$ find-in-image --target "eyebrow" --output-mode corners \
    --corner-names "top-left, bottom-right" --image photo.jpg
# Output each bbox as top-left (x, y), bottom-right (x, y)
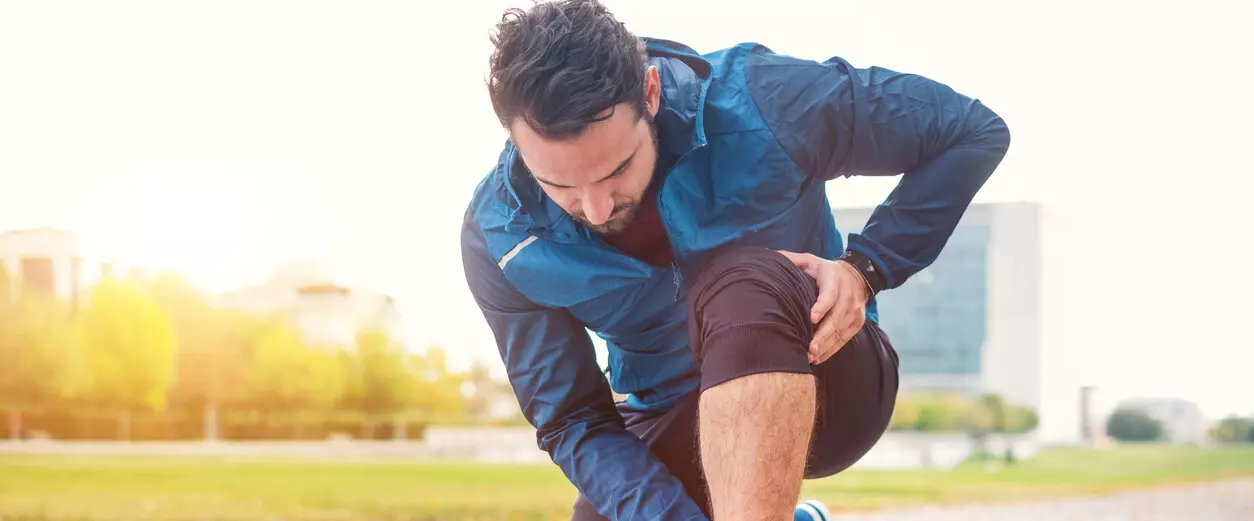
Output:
top-left (533, 151), bottom-right (638, 189)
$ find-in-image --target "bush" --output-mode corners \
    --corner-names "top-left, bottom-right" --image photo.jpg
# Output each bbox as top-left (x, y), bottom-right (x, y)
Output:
top-left (1210, 416), bottom-right (1254, 444)
top-left (1004, 405), bottom-right (1039, 434)
top-left (888, 392), bottom-right (1038, 434)
top-left (1106, 408), bottom-right (1164, 442)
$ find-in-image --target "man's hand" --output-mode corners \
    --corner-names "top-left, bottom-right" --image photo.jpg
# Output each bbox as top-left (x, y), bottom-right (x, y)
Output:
top-left (775, 251), bottom-right (869, 365)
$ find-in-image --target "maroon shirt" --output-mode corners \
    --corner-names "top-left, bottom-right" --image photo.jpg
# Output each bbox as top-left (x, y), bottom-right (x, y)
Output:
top-left (602, 182), bottom-right (675, 268)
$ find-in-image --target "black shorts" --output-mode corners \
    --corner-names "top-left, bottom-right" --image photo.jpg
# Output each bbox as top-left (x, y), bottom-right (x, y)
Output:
top-left (572, 247), bottom-right (900, 520)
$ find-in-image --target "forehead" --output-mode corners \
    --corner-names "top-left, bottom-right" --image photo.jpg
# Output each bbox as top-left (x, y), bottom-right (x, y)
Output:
top-left (512, 108), bottom-right (642, 186)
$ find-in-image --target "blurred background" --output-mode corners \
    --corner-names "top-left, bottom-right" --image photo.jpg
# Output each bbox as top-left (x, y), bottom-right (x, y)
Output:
top-left (1, 0), bottom-right (1252, 519)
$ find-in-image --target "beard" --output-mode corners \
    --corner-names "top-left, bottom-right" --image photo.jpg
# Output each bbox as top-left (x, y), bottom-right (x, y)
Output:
top-left (576, 202), bottom-right (641, 235)
top-left (574, 115), bottom-right (659, 236)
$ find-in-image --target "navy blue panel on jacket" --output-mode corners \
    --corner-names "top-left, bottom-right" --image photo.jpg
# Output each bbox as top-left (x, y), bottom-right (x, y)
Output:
top-left (745, 51), bottom-right (1011, 288)
top-left (460, 37), bottom-right (1009, 521)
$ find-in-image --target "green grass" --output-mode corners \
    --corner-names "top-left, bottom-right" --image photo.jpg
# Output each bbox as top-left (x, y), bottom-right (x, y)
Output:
top-left (1, 445), bottom-right (1252, 520)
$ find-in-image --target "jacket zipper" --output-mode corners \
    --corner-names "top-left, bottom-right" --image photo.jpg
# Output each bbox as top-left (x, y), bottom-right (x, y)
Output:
top-left (671, 265), bottom-right (683, 303)
top-left (658, 183), bottom-right (684, 303)
top-left (657, 144), bottom-right (706, 303)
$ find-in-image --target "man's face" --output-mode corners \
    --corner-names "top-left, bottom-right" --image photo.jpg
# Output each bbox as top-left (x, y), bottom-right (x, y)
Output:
top-left (510, 68), bottom-right (662, 236)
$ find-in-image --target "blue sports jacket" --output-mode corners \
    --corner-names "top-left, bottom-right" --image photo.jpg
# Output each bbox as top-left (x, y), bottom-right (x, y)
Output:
top-left (461, 38), bottom-right (1010, 520)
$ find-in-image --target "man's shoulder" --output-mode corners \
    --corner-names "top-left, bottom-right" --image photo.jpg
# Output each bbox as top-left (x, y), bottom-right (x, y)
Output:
top-left (646, 36), bottom-right (856, 87)
top-left (718, 43), bottom-right (859, 95)
top-left (462, 141), bottom-right (530, 267)
top-left (650, 38), bottom-right (852, 125)
top-left (644, 37), bottom-right (782, 66)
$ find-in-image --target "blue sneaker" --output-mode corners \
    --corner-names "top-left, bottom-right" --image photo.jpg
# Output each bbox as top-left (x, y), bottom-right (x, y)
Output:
top-left (794, 499), bottom-right (831, 521)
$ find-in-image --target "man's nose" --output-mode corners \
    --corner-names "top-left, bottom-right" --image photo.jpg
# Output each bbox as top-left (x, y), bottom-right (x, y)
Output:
top-left (580, 189), bottom-right (615, 225)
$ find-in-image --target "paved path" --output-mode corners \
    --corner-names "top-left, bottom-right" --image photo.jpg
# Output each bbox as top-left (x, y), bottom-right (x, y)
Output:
top-left (834, 479), bottom-right (1254, 521)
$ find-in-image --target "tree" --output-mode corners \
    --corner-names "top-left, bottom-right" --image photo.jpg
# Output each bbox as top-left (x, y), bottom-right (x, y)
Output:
top-left (74, 278), bottom-right (178, 439)
top-left (409, 346), bottom-right (468, 421)
top-left (1003, 405), bottom-right (1039, 434)
top-left (886, 392), bottom-right (1038, 435)
top-left (0, 293), bottom-right (82, 439)
top-left (462, 361), bottom-right (521, 424)
top-left (888, 395), bottom-right (921, 431)
top-left (913, 394), bottom-right (971, 432)
top-left (979, 394), bottom-right (1007, 432)
top-left (0, 260), bottom-right (10, 302)
top-left (147, 273), bottom-right (253, 440)
top-left (1210, 416), bottom-right (1253, 444)
top-left (1106, 407), bottom-right (1164, 442)
top-left (239, 319), bottom-right (345, 419)
top-left (341, 329), bottom-right (416, 437)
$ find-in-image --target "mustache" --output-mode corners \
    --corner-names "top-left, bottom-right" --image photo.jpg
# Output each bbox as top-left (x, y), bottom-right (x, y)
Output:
top-left (575, 202), bottom-right (637, 222)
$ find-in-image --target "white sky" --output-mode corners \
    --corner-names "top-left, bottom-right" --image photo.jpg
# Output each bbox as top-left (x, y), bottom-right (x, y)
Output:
top-left (2, 0), bottom-right (1251, 419)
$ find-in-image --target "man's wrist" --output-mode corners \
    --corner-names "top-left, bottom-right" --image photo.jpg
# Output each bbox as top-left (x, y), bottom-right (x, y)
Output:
top-left (837, 250), bottom-right (886, 299)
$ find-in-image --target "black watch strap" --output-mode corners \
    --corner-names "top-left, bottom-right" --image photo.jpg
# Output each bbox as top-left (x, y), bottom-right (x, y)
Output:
top-left (838, 250), bottom-right (887, 298)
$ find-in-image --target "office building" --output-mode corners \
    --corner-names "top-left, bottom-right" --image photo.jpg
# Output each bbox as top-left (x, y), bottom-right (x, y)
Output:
top-left (217, 262), bottom-right (403, 349)
top-left (0, 228), bottom-right (126, 305)
top-left (833, 202), bottom-right (1079, 443)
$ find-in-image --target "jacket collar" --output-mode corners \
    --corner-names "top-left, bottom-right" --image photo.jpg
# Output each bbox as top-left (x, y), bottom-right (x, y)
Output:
top-left (499, 37), bottom-right (712, 242)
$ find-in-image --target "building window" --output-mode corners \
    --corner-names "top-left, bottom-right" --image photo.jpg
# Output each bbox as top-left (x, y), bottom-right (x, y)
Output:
top-left (20, 257), bottom-right (55, 296)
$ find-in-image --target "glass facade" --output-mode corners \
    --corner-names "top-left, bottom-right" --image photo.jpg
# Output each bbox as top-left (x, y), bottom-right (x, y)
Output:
top-left (875, 224), bottom-right (991, 376)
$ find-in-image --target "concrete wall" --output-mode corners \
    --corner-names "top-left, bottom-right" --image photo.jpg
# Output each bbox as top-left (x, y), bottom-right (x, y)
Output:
top-left (0, 430), bottom-right (1039, 470)
top-left (853, 432), bottom-right (1040, 470)
top-left (1038, 205), bottom-right (1080, 443)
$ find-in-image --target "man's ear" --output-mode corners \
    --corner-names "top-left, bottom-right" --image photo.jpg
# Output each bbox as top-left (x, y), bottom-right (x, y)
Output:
top-left (644, 66), bottom-right (661, 117)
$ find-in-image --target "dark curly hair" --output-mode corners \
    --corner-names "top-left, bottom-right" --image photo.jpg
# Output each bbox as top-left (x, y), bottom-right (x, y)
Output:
top-left (487, 0), bottom-right (649, 140)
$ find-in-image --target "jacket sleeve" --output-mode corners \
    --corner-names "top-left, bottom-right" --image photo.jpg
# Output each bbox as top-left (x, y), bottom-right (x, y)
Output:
top-left (747, 51), bottom-right (1011, 289)
top-left (460, 215), bottom-right (707, 521)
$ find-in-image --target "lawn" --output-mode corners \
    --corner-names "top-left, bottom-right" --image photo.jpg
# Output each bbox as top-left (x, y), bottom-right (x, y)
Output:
top-left (1, 445), bottom-right (1252, 520)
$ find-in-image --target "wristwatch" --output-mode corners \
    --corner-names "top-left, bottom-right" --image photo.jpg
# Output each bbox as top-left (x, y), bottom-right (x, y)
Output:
top-left (837, 250), bottom-right (886, 299)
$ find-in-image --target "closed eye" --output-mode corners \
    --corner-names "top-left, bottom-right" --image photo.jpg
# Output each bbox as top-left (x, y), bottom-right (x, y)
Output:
top-left (533, 151), bottom-right (637, 189)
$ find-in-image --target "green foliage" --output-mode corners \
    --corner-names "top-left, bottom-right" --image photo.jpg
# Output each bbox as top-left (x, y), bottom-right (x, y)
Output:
top-left (410, 346), bottom-right (468, 418)
top-left (888, 395), bottom-right (921, 430)
top-left (341, 329), bottom-right (415, 416)
top-left (463, 362), bottom-right (522, 424)
top-left (1106, 407), bottom-right (1164, 442)
top-left (913, 394), bottom-right (973, 432)
top-left (977, 393), bottom-right (1005, 432)
top-left (146, 274), bottom-right (255, 411)
top-left (0, 260), bottom-right (10, 298)
top-left (889, 392), bottom-right (1039, 434)
top-left (240, 320), bottom-right (345, 413)
top-left (1210, 415), bottom-right (1253, 444)
top-left (1, 267), bottom-right (488, 440)
top-left (1004, 404), bottom-right (1039, 434)
top-left (0, 294), bottom-right (82, 408)
top-left (74, 279), bottom-right (177, 413)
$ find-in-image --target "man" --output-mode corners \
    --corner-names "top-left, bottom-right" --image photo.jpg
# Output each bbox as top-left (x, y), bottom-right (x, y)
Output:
top-left (460, 1), bottom-right (1010, 519)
